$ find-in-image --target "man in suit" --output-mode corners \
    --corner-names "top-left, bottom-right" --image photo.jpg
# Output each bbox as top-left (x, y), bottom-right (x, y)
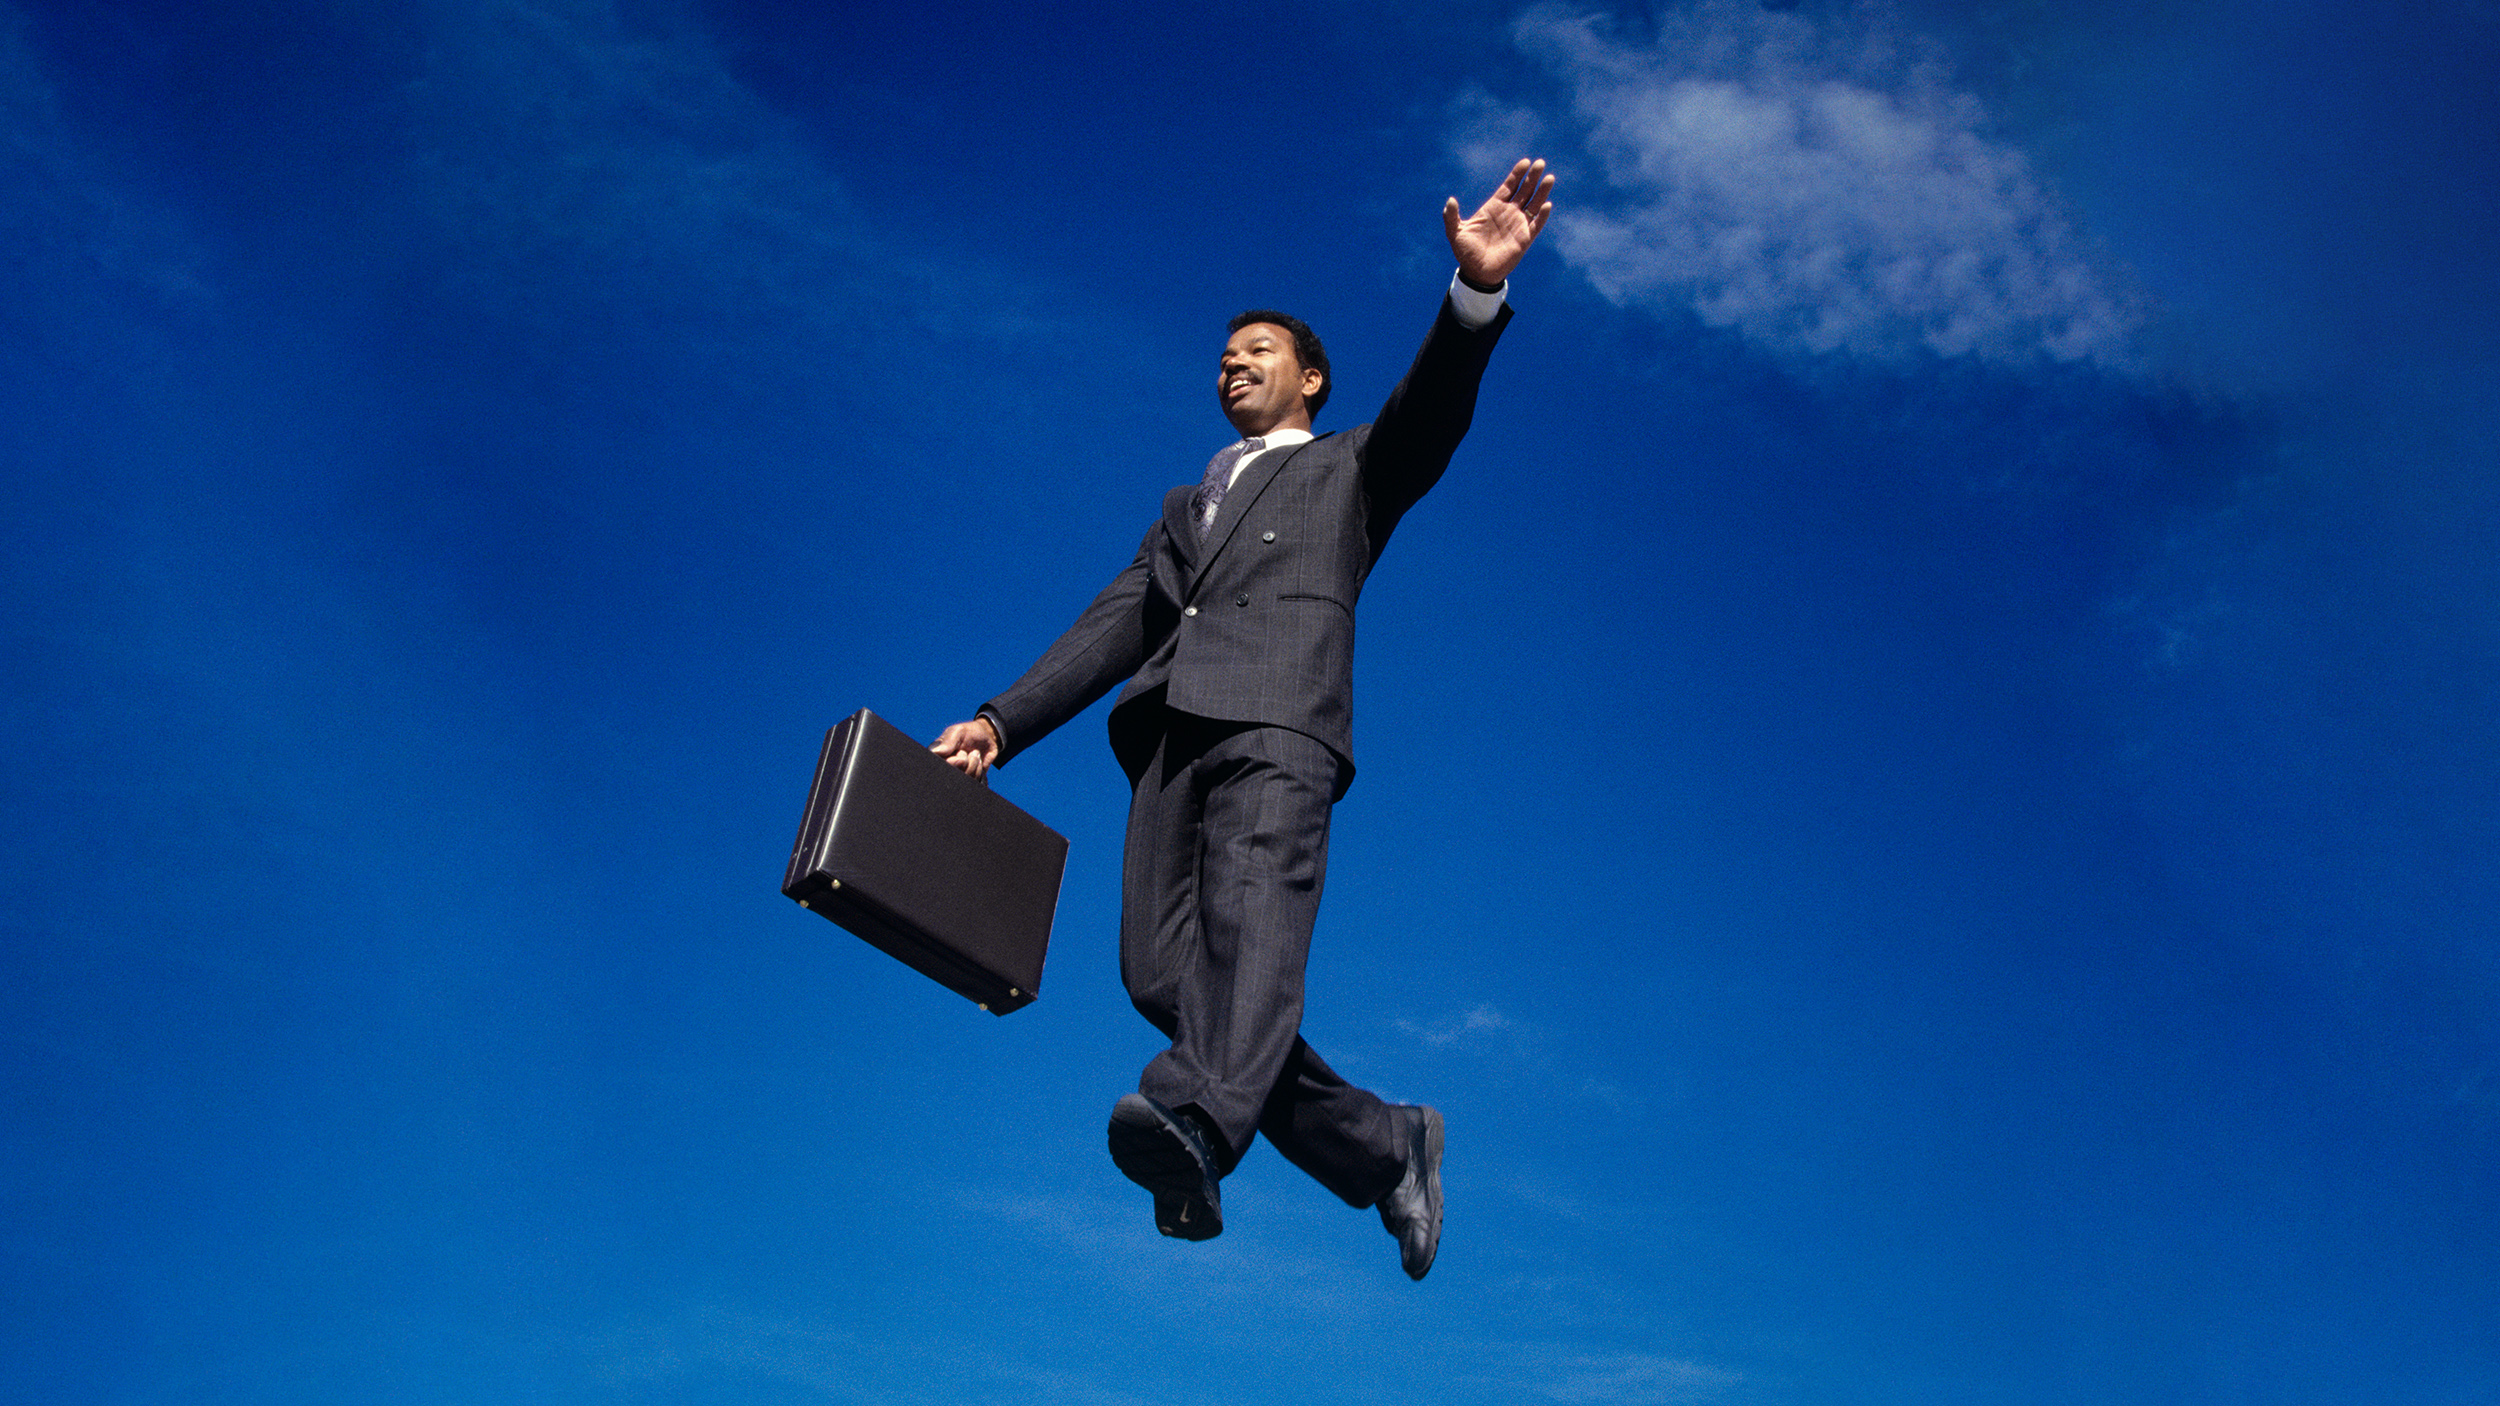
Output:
top-left (931, 158), bottom-right (1554, 1279)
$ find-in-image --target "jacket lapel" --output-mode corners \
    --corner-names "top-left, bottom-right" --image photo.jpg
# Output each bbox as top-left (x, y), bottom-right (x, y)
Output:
top-left (1197, 437), bottom-right (1311, 575)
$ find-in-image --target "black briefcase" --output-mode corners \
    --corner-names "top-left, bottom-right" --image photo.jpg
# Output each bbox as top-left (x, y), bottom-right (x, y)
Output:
top-left (782, 708), bottom-right (1066, 1014)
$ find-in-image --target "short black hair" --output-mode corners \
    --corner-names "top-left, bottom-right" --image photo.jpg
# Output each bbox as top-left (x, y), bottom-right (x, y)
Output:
top-left (1227, 309), bottom-right (1330, 418)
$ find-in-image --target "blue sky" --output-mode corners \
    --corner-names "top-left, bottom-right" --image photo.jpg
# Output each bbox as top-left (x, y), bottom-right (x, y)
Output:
top-left (5, 1), bottom-right (2496, 1402)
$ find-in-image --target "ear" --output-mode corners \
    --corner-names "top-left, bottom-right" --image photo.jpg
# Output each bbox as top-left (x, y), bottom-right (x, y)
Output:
top-left (1300, 364), bottom-right (1324, 400)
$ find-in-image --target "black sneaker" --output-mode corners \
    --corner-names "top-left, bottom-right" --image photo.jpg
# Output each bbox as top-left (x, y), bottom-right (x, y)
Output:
top-left (1107, 1094), bottom-right (1224, 1241)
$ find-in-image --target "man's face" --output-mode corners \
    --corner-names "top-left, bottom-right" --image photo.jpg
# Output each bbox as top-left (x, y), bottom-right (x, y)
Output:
top-left (1218, 323), bottom-right (1323, 437)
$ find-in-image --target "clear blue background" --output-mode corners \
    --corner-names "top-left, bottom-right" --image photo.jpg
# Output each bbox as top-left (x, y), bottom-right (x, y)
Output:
top-left (5, 2), bottom-right (2495, 1402)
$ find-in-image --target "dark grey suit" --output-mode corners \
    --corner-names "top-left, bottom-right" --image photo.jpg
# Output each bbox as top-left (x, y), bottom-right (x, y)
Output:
top-left (983, 295), bottom-right (1513, 1203)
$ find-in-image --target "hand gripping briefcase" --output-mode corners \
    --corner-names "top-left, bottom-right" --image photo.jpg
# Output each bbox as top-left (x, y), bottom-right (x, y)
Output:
top-left (782, 708), bottom-right (1066, 1014)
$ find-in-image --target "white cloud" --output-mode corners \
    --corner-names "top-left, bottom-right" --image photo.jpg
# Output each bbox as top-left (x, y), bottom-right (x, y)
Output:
top-left (1470, 1344), bottom-right (1744, 1404)
top-left (359, 0), bottom-right (1063, 383)
top-left (1396, 1002), bottom-right (1514, 1046)
top-left (955, 1178), bottom-right (1410, 1324)
top-left (586, 1305), bottom-right (1170, 1406)
top-left (1485, 1), bottom-right (2138, 368)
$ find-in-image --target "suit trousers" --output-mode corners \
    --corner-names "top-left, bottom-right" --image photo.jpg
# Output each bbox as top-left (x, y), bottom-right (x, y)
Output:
top-left (1121, 710), bottom-right (1404, 1208)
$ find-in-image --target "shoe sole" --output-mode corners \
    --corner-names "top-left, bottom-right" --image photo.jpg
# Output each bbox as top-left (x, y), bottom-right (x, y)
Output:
top-left (1409, 1106), bottom-right (1444, 1280)
top-left (1108, 1096), bottom-right (1223, 1241)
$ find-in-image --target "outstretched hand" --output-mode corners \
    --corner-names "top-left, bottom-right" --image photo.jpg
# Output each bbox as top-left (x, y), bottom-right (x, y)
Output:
top-left (1443, 158), bottom-right (1556, 288)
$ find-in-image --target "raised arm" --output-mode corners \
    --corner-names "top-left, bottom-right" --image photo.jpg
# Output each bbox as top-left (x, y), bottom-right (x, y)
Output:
top-left (1356, 159), bottom-right (1557, 538)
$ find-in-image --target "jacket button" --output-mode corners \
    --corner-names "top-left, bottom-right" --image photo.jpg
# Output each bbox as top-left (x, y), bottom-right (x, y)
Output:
top-left (1235, 594), bottom-right (1250, 607)
top-left (1261, 531), bottom-right (1276, 543)
top-left (1183, 606), bottom-right (1198, 617)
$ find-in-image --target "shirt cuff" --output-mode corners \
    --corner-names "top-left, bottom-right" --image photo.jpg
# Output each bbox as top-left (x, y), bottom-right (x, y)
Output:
top-left (976, 705), bottom-right (1009, 758)
top-left (1447, 270), bottom-right (1507, 328)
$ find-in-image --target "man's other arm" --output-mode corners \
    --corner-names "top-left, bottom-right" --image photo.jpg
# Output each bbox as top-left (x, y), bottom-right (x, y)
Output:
top-left (931, 525), bottom-right (1161, 779)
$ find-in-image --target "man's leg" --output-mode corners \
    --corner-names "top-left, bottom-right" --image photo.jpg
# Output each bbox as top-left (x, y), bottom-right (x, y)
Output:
top-left (1118, 719), bottom-right (1200, 1053)
top-left (1257, 1037), bottom-right (1405, 1208)
top-left (1114, 715), bottom-right (1417, 1245)
top-left (1110, 718), bottom-right (1230, 1238)
top-left (1181, 727), bottom-right (1439, 1276)
top-left (1133, 721), bottom-right (1343, 1159)
top-left (1260, 1038), bottom-right (1444, 1279)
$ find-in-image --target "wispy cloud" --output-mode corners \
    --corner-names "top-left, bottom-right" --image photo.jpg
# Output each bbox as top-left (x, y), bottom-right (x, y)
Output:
top-left (1474, 1), bottom-right (2138, 368)
top-left (585, 1305), bottom-right (1169, 1406)
top-left (3, 0), bottom-right (1044, 398)
top-left (1468, 1343), bottom-right (1744, 1404)
top-left (2456, 1065), bottom-right (2500, 1131)
top-left (979, 1186), bottom-right (1146, 1252)
top-left (0, 6), bottom-right (213, 334)
top-left (585, 1308), bottom-right (878, 1402)
top-left (591, 1308), bottom-right (1741, 1406)
top-left (1490, 1167), bottom-right (1590, 1221)
top-left (397, 2), bottom-right (897, 335)
top-left (1396, 1003), bottom-right (1514, 1047)
top-left (954, 1173), bottom-right (1405, 1324)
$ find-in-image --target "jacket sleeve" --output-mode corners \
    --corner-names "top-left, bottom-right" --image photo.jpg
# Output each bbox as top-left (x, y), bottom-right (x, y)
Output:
top-left (980, 523), bottom-right (1161, 766)
top-left (1357, 294), bottom-right (1515, 556)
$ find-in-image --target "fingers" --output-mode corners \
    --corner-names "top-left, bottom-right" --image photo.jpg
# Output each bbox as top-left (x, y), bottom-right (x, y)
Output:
top-left (1490, 158), bottom-right (1545, 208)
top-left (1505, 166), bottom-right (1556, 240)
top-left (930, 720), bottom-right (998, 779)
top-left (1511, 159), bottom-right (1546, 209)
top-left (1469, 161), bottom-right (1554, 227)
top-left (1451, 161), bottom-right (1556, 275)
top-left (932, 719), bottom-right (994, 749)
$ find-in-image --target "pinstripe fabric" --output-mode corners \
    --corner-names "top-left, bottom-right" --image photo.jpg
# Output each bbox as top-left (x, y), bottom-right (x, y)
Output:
top-left (1119, 716), bottom-right (1401, 1201)
top-left (977, 295), bottom-right (1513, 1202)
top-left (983, 296), bottom-right (1513, 794)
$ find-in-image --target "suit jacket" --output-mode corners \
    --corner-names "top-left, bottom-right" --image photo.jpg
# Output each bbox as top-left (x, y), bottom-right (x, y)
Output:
top-left (984, 295), bottom-right (1514, 796)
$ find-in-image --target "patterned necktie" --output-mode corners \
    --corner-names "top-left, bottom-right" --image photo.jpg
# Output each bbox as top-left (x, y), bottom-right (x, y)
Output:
top-left (1190, 437), bottom-right (1261, 541)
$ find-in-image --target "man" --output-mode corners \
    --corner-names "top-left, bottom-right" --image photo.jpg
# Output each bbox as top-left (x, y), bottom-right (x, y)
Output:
top-left (931, 158), bottom-right (1555, 1280)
